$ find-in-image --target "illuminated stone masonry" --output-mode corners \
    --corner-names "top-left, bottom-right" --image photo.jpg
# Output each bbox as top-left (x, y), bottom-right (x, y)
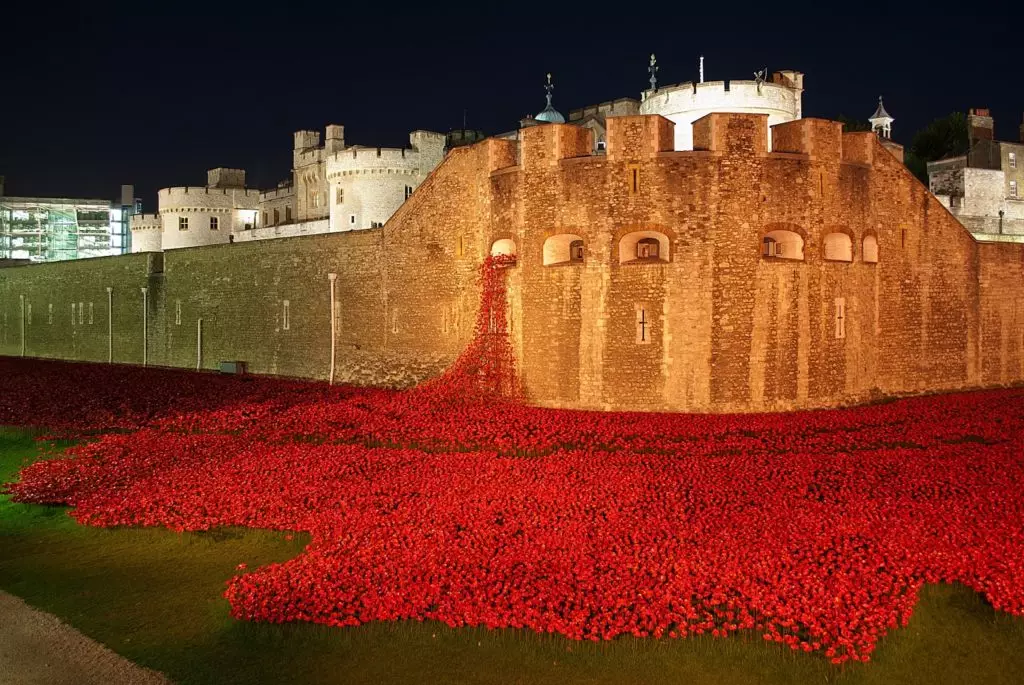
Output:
top-left (7, 113), bottom-right (1024, 413)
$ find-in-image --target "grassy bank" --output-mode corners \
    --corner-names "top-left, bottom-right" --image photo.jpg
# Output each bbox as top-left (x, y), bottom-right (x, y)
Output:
top-left (1, 427), bottom-right (1022, 684)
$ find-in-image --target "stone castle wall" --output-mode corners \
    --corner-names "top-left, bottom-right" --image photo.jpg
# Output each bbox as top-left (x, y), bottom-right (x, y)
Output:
top-left (2, 114), bottom-right (1022, 413)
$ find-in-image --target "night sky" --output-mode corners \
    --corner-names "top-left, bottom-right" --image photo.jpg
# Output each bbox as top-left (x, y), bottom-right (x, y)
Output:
top-left (1, 1), bottom-right (1019, 209)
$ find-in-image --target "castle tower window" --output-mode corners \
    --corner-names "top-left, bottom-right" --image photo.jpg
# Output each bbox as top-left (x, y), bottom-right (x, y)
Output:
top-left (1011, 181), bottom-right (1018, 198)
top-left (209, 216), bottom-right (219, 231)
top-left (570, 240), bottom-right (585, 262)
top-left (619, 230), bottom-right (670, 264)
top-left (635, 303), bottom-right (652, 344)
top-left (762, 229), bottom-right (804, 260)
top-left (636, 238), bottom-right (659, 260)
top-left (282, 300), bottom-right (290, 331)
top-left (835, 297), bottom-right (846, 339)
top-left (490, 238), bottom-right (517, 259)
top-left (628, 164), bottom-right (641, 195)
top-left (862, 235), bottom-right (879, 263)
top-left (285, 207), bottom-right (292, 222)
top-left (336, 187), bottom-right (344, 204)
top-left (47, 304), bottom-right (53, 325)
top-left (405, 185), bottom-right (414, 200)
top-left (597, 137), bottom-right (606, 152)
top-left (542, 234), bottom-right (584, 266)
top-left (178, 217), bottom-right (189, 231)
top-left (175, 300), bottom-right (182, 326)
top-left (262, 211), bottom-right (267, 226)
top-left (273, 209), bottom-right (279, 225)
top-left (1010, 152), bottom-right (1017, 169)
top-left (823, 232), bottom-right (853, 262)
top-left (349, 214), bottom-right (357, 226)
top-left (88, 302), bottom-right (93, 325)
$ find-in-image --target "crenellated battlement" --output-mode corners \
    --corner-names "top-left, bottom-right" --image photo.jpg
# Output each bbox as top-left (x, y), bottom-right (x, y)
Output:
top-left (326, 146), bottom-right (433, 177)
top-left (259, 185), bottom-right (295, 201)
top-left (158, 187), bottom-right (261, 198)
top-left (487, 113), bottom-right (895, 176)
top-left (644, 78), bottom-right (800, 101)
top-left (129, 213), bottom-right (161, 230)
top-left (770, 118), bottom-right (843, 159)
top-left (157, 186), bottom-right (261, 213)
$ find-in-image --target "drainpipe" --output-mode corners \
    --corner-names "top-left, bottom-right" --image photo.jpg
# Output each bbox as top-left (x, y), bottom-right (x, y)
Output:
top-left (19, 294), bottom-right (25, 357)
top-left (140, 287), bottom-right (148, 366)
top-left (196, 318), bottom-right (203, 370)
top-left (328, 272), bottom-right (337, 385)
top-left (106, 287), bottom-right (113, 363)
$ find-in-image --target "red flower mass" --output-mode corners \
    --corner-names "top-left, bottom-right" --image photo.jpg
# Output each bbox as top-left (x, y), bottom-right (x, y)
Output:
top-left (3, 257), bottom-right (1024, 664)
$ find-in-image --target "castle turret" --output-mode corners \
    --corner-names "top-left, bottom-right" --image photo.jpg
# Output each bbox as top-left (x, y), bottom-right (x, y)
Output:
top-left (129, 213), bottom-right (162, 253)
top-left (325, 125), bottom-right (345, 154)
top-left (638, 61), bottom-right (804, 151)
top-left (869, 96), bottom-right (894, 139)
top-left (207, 168), bottom-right (246, 189)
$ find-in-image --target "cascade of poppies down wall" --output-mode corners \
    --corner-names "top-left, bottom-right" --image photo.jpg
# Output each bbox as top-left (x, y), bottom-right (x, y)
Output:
top-left (0, 116), bottom-right (1023, 411)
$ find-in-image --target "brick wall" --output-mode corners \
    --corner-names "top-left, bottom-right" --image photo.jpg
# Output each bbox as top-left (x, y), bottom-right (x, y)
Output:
top-left (2, 115), bottom-right (1023, 413)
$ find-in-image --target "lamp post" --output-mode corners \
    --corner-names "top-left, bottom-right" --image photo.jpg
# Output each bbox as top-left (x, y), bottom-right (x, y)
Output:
top-left (328, 273), bottom-right (337, 385)
top-left (140, 287), bottom-right (148, 366)
top-left (106, 287), bottom-right (113, 363)
top-left (19, 294), bottom-right (25, 357)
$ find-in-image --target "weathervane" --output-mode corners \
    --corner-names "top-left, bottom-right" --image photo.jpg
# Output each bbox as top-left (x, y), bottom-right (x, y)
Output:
top-left (649, 53), bottom-right (659, 92)
top-left (754, 67), bottom-right (766, 93)
top-left (544, 73), bottom-right (554, 109)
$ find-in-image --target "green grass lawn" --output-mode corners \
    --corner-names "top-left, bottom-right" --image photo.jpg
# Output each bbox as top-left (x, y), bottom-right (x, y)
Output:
top-left (2, 427), bottom-right (1023, 685)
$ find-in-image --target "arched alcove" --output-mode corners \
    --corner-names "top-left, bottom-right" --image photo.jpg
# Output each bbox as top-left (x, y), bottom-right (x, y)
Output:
top-left (762, 229), bottom-right (804, 261)
top-left (862, 235), bottom-right (879, 263)
top-left (824, 232), bottom-right (853, 262)
top-left (619, 230), bottom-right (670, 264)
top-left (543, 234), bottom-right (585, 266)
top-left (490, 238), bottom-right (517, 258)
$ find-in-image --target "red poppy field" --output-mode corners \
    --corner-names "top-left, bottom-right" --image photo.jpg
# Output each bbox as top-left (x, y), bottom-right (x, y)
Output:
top-left (2, 264), bottom-right (1024, 667)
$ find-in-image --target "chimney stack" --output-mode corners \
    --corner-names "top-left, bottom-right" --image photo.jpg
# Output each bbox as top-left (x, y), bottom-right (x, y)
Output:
top-left (968, 107), bottom-right (994, 143)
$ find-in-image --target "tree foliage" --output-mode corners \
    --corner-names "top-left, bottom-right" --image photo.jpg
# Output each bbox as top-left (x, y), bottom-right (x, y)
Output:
top-left (905, 112), bottom-right (969, 183)
top-left (835, 114), bottom-right (872, 133)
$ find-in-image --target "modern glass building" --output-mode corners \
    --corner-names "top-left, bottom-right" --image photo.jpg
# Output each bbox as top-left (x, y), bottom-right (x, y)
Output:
top-left (0, 189), bottom-right (136, 262)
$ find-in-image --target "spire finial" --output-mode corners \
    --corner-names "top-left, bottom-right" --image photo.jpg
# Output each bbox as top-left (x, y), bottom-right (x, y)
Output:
top-left (544, 73), bottom-right (554, 108)
top-left (649, 53), bottom-right (658, 92)
top-left (699, 55), bottom-right (705, 83)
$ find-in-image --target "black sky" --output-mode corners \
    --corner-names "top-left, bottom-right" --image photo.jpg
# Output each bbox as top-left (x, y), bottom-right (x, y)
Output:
top-left (0, 1), bottom-right (1018, 209)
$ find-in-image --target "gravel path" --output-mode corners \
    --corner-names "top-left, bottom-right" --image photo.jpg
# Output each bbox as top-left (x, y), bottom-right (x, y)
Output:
top-left (0, 591), bottom-right (172, 685)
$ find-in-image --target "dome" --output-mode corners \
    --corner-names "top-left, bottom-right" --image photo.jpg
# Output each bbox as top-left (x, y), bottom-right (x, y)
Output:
top-left (535, 105), bottom-right (565, 124)
top-left (534, 72), bottom-right (565, 124)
